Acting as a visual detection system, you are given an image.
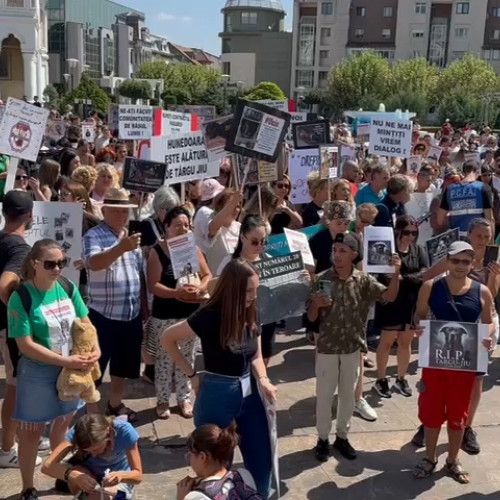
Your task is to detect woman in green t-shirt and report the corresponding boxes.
[8,239,100,500]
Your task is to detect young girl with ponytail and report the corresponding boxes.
[177,423,262,499]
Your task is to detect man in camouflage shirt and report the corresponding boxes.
[307,232,401,462]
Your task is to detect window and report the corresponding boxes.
[493,50,500,60]
[493,7,500,17]
[456,2,469,14]
[320,50,329,58]
[321,2,333,15]
[415,2,426,14]
[413,50,421,58]
[382,29,391,39]
[355,28,364,38]
[222,62,231,75]
[483,49,491,60]
[493,29,500,40]
[412,30,424,38]
[454,27,468,39]
[298,23,315,66]
[321,27,331,38]
[356,7,365,16]
[296,70,313,87]
[241,12,257,24]
[383,7,393,17]
[6,0,25,7]
[319,71,329,80]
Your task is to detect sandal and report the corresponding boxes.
[443,460,470,484]
[106,402,138,423]
[413,458,438,479]
[155,403,171,420]
[179,400,194,419]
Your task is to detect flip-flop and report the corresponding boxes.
[443,460,470,484]
[106,402,138,423]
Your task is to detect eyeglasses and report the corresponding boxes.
[276,182,290,190]
[401,230,418,237]
[449,257,472,266]
[40,259,68,270]
[15,175,28,181]
[247,237,267,247]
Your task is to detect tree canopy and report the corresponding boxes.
[60,73,111,114]
[118,79,152,103]
[244,81,287,101]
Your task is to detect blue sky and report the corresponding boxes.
[121,0,294,56]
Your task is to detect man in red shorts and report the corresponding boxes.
[412,242,494,484]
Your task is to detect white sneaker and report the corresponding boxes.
[38,437,51,452]
[0,445,42,468]
[354,397,377,422]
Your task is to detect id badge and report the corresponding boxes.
[240,373,252,398]
[61,343,69,357]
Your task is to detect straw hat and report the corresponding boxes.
[101,188,138,208]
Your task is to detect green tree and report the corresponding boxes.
[43,84,60,109]
[60,73,111,114]
[118,79,152,103]
[325,51,392,118]
[244,81,286,101]
[161,88,192,106]
[391,58,439,101]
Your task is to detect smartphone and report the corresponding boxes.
[128,220,142,236]
[318,280,332,296]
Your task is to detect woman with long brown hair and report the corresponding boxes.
[269,174,302,234]
[38,159,62,201]
[162,259,277,498]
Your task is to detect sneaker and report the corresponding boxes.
[38,437,50,452]
[19,488,39,500]
[354,398,378,422]
[411,425,425,448]
[374,378,392,398]
[394,377,413,397]
[462,426,480,455]
[333,436,357,460]
[363,357,375,369]
[314,438,330,462]
[0,446,40,469]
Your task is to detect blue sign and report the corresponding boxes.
[266,224,323,257]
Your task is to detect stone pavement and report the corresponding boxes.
[1,328,500,500]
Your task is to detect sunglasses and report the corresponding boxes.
[248,238,268,247]
[401,230,418,237]
[449,257,472,266]
[16,175,28,181]
[40,259,68,270]
[276,183,290,190]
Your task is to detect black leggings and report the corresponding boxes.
[261,323,276,359]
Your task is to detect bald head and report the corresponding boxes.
[342,160,360,183]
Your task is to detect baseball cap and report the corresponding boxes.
[201,179,225,202]
[448,241,474,256]
[2,190,33,217]
[333,232,361,254]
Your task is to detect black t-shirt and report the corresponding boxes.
[302,202,322,228]
[0,232,30,330]
[270,207,291,235]
[187,307,259,377]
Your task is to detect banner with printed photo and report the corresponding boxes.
[118,105,154,140]
[288,149,320,204]
[426,228,460,266]
[363,225,395,274]
[253,252,310,325]
[82,121,96,143]
[369,118,412,158]
[150,132,219,185]
[45,118,67,144]
[292,120,331,150]
[225,99,291,163]
[0,201,83,283]
[319,145,338,180]
[418,320,489,373]
[167,232,200,280]
[202,115,233,163]
[122,157,167,193]
[407,155,422,176]
[427,145,443,163]
[0,97,50,162]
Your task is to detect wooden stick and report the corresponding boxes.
[4,157,19,194]
[180,182,186,205]
[257,183,263,217]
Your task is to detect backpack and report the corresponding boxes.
[17,276,74,314]
[194,470,264,500]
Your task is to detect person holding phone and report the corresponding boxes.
[307,233,401,463]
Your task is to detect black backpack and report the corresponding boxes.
[16,275,74,314]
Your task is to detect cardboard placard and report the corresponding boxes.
[258,160,278,183]
[292,119,331,150]
[369,118,412,158]
[319,145,339,179]
[363,225,395,273]
[118,105,154,140]
[426,228,460,266]
[122,157,167,193]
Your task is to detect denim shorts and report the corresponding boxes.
[14,356,82,424]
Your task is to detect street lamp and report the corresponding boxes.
[221,74,230,115]
[63,73,71,93]
[66,58,79,91]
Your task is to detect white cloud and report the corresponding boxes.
[158,12,193,23]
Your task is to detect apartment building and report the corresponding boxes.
[290,0,499,96]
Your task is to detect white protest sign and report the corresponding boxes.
[286,112,308,143]
[363,225,395,274]
[255,99,288,111]
[427,145,443,162]
[464,152,481,164]
[150,133,219,185]
[0,97,49,162]
[82,121,96,143]
[288,149,320,204]
[408,155,422,176]
[118,105,154,140]
[357,123,370,137]
[0,201,83,283]
[167,232,200,280]
[284,228,314,267]
[369,118,412,158]
[161,110,192,136]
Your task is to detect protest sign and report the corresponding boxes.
[0,97,49,162]
[225,99,291,163]
[166,232,200,280]
[255,99,288,111]
[341,145,357,163]
[253,252,310,325]
[319,145,338,179]
[150,132,219,185]
[413,142,429,157]
[418,320,489,373]
[464,152,481,164]
[258,160,278,183]
[118,105,154,140]
[0,201,82,283]
[288,149,320,204]
[369,118,412,158]
[427,145,443,162]
[363,226,395,273]
[356,123,370,137]
[484,245,500,266]
[285,112,308,144]
[238,156,259,186]
[108,103,119,131]
[45,119,67,144]
[266,225,323,258]
[293,120,331,150]
[82,121,96,143]
[284,228,314,267]
[407,155,422,176]
[426,228,460,266]
[122,157,167,193]
[169,105,216,124]
[159,110,192,136]
[202,115,233,163]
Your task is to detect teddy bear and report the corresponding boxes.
[57,319,101,404]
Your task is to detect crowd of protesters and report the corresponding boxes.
[0,108,499,499]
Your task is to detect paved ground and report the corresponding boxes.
[2,326,500,500]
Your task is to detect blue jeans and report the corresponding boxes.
[194,373,273,498]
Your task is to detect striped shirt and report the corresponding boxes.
[83,222,143,321]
